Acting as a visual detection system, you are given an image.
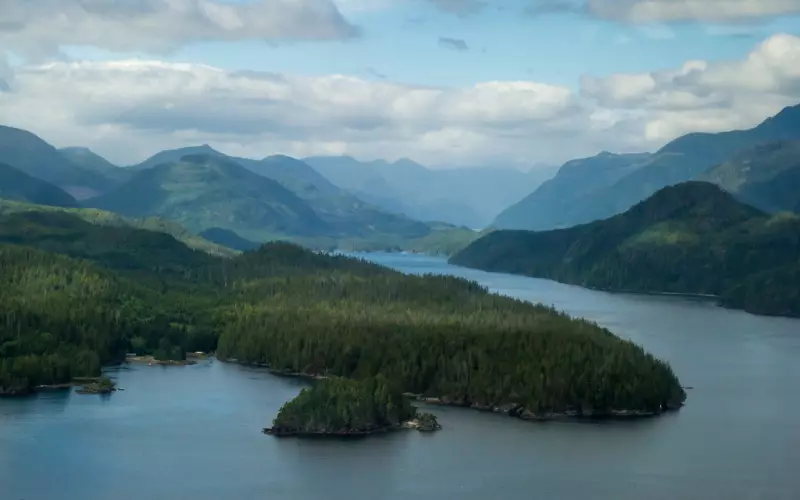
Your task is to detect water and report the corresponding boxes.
[2,253,799,500]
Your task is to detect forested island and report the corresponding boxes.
[452,182,800,318]
[264,377,440,436]
[0,206,685,425]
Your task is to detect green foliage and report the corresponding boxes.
[0,199,237,258]
[0,244,210,394]
[0,211,685,418]
[269,377,416,435]
[453,182,800,317]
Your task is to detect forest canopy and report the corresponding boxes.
[0,208,685,420]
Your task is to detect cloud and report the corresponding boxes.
[0,0,358,59]
[1,34,799,167]
[426,0,484,16]
[580,33,800,141]
[586,0,800,23]
[438,37,469,51]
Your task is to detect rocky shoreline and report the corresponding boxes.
[221,359,681,423]
[264,414,442,438]
[408,394,682,421]
[125,355,198,366]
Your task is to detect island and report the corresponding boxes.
[263,377,440,437]
[75,376,116,395]
[1,208,685,422]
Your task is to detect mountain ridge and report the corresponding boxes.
[493,103,800,231]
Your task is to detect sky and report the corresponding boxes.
[1,0,800,169]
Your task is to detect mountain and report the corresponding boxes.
[128,144,224,171]
[59,147,132,185]
[0,125,113,198]
[131,147,337,195]
[494,103,800,231]
[493,152,652,230]
[304,155,556,228]
[129,148,432,242]
[452,182,800,317]
[699,140,800,213]
[86,154,329,239]
[0,162,78,207]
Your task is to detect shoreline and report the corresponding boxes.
[446,262,800,319]
[220,358,682,423]
[409,395,682,422]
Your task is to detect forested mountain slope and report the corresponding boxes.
[454,182,800,317]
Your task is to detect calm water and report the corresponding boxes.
[2,253,799,500]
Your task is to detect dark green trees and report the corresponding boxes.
[0,209,685,421]
[453,182,800,318]
[265,377,417,436]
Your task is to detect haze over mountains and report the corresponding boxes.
[305,156,557,229]
[495,103,800,231]
[0,125,482,253]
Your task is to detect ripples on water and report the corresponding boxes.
[1,253,799,500]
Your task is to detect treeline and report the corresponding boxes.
[0,209,685,418]
[452,182,800,318]
[266,377,416,435]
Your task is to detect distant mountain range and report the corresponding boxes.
[0,126,117,199]
[495,103,800,230]
[86,154,330,239]
[0,125,476,253]
[304,156,557,228]
[453,181,800,317]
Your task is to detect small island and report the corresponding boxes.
[75,376,116,395]
[263,377,441,437]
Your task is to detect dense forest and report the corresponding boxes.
[452,182,800,318]
[265,377,417,436]
[0,207,685,420]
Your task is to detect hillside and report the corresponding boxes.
[199,227,261,251]
[0,211,684,420]
[0,199,237,258]
[129,147,432,242]
[494,103,800,231]
[0,211,220,273]
[699,140,800,213]
[0,125,112,198]
[59,147,132,186]
[305,155,555,228]
[86,154,329,239]
[453,182,800,317]
[0,163,78,207]
[493,152,652,230]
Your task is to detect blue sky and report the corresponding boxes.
[3,0,800,167]
[62,1,800,89]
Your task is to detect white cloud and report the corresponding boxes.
[1,34,800,167]
[586,0,800,23]
[0,0,357,59]
[581,34,800,143]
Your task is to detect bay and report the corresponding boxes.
[1,253,798,500]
